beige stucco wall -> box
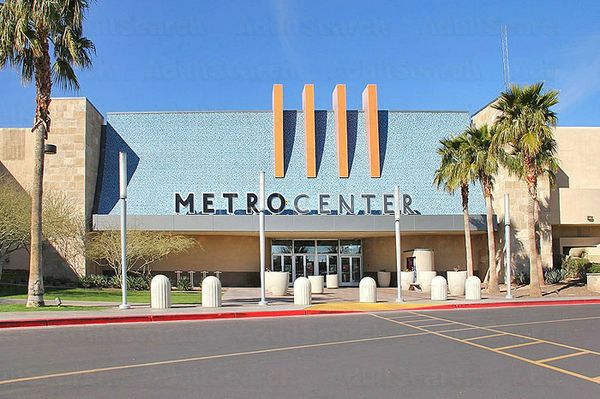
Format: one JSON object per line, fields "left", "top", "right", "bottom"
{"left": 151, "top": 235, "right": 261, "bottom": 272}
{"left": 0, "top": 98, "right": 104, "bottom": 278}
{"left": 363, "top": 234, "right": 489, "bottom": 277}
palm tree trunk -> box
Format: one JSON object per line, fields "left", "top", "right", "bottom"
{"left": 461, "top": 184, "right": 474, "bottom": 277}
{"left": 26, "top": 34, "right": 52, "bottom": 308}
{"left": 484, "top": 180, "right": 499, "bottom": 294}
{"left": 534, "top": 200, "right": 545, "bottom": 285}
{"left": 525, "top": 160, "right": 542, "bottom": 297}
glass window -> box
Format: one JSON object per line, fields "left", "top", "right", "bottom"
{"left": 340, "top": 239, "right": 361, "bottom": 255}
{"left": 271, "top": 255, "right": 282, "bottom": 272}
{"left": 294, "top": 240, "right": 315, "bottom": 254}
{"left": 272, "top": 240, "right": 292, "bottom": 254}
{"left": 317, "top": 240, "right": 338, "bottom": 254}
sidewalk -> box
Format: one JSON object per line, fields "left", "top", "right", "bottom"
{"left": 1, "top": 287, "right": 600, "bottom": 329}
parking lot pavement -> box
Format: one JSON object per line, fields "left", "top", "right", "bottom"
{"left": 0, "top": 305, "right": 599, "bottom": 398}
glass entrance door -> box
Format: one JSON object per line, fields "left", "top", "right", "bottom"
{"left": 293, "top": 255, "right": 315, "bottom": 281}
{"left": 340, "top": 256, "right": 361, "bottom": 285}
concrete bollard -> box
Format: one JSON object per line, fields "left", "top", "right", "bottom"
{"left": 359, "top": 277, "right": 377, "bottom": 303}
{"left": 430, "top": 276, "right": 448, "bottom": 301}
{"left": 202, "top": 276, "right": 222, "bottom": 308}
{"left": 308, "top": 275, "right": 324, "bottom": 294}
{"left": 150, "top": 275, "right": 171, "bottom": 309}
{"left": 294, "top": 277, "right": 312, "bottom": 305}
{"left": 465, "top": 276, "right": 482, "bottom": 300}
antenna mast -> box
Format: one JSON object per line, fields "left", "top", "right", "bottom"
{"left": 501, "top": 24, "right": 510, "bottom": 88}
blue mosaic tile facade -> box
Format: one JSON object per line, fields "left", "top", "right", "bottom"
{"left": 95, "top": 110, "right": 485, "bottom": 215}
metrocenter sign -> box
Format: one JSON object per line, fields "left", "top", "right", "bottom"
{"left": 175, "top": 192, "right": 417, "bottom": 215}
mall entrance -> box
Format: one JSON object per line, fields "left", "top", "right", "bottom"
{"left": 271, "top": 239, "right": 362, "bottom": 286}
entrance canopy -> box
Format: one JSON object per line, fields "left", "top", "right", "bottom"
{"left": 92, "top": 214, "right": 492, "bottom": 233}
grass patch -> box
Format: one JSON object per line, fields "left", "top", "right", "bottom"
{"left": 0, "top": 304, "right": 108, "bottom": 312}
{"left": 0, "top": 285, "right": 201, "bottom": 304}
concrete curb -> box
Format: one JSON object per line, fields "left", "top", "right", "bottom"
{"left": 1, "top": 298, "right": 599, "bottom": 330}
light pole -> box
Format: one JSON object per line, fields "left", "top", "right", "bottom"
{"left": 394, "top": 185, "right": 403, "bottom": 303}
{"left": 504, "top": 193, "right": 512, "bottom": 299}
{"left": 258, "top": 171, "right": 268, "bottom": 306}
{"left": 119, "top": 151, "right": 130, "bottom": 310}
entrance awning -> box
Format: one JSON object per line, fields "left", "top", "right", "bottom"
{"left": 92, "top": 214, "right": 494, "bottom": 233}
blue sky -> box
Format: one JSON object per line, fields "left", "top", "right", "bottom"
{"left": 1, "top": 0, "right": 599, "bottom": 127}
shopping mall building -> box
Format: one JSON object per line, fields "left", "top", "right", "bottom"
{"left": 1, "top": 84, "right": 599, "bottom": 286}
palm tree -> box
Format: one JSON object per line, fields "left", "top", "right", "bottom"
{"left": 0, "top": 0, "right": 95, "bottom": 306}
{"left": 464, "top": 124, "right": 503, "bottom": 294}
{"left": 434, "top": 133, "right": 477, "bottom": 277}
{"left": 493, "top": 82, "right": 559, "bottom": 297}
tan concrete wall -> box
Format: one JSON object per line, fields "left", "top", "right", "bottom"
{"left": 0, "top": 98, "right": 104, "bottom": 278}
{"left": 151, "top": 235, "right": 261, "bottom": 272}
{"left": 363, "top": 234, "right": 489, "bottom": 277}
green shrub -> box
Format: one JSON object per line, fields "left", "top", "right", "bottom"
{"left": 127, "top": 276, "right": 150, "bottom": 291}
{"left": 109, "top": 275, "right": 121, "bottom": 288}
{"left": 544, "top": 268, "right": 566, "bottom": 284}
{"left": 587, "top": 263, "right": 600, "bottom": 274}
{"left": 561, "top": 256, "right": 590, "bottom": 280}
{"left": 515, "top": 270, "right": 530, "bottom": 286}
{"left": 79, "top": 275, "right": 95, "bottom": 288}
{"left": 176, "top": 276, "right": 192, "bottom": 291}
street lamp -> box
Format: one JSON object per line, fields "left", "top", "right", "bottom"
{"left": 258, "top": 171, "right": 268, "bottom": 306}
{"left": 394, "top": 185, "right": 403, "bottom": 303}
{"left": 119, "top": 151, "right": 130, "bottom": 310}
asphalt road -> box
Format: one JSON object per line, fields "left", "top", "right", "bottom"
{"left": 1, "top": 305, "right": 599, "bottom": 399}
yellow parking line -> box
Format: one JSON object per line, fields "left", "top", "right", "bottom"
{"left": 416, "top": 322, "right": 457, "bottom": 328}
{"left": 371, "top": 313, "right": 600, "bottom": 385}
{"left": 403, "top": 311, "right": 600, "bottom": 357}
{"left": 463, "top": 333, "right": 506, "bottom": 341}
{"left": 436, "top": 326, "right": 479, "bottom": 333}
{"left": 495, "top": 341, "right": 542, "bottom": 351}
{"left": 485, "top": 316, "right": 600, "bottom": 329}
{"left": 538, "top": 351, "right": 590, "bottom": 363}
{"left": 0, "top": 331, "right": 430, "bottom": 386}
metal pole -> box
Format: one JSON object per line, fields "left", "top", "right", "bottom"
{"left": 118, "top": 152, "right": 130, "bottom": 310}
{"left": 394, "top": 185, "right": 403, "bottom": 303}
{"left": 258, "top": 171, "right": 267, "bottom": 306}
{"left": 504, "top": 193, "right": 512, "bottom": 299}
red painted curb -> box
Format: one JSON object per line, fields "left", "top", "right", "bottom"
{"left": 1, "top": 299, "right": 598, "bottom": 330}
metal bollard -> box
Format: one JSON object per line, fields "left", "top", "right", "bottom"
{"left": 293, "top": 277, "right": 312, "bottom": 305}
{"left": 430, "top": 276, "right": 448, "bottom": 301}
{"left": 465, "top": 276, "right": 482, "bottom": 300}
{"left": 359, "top": 277, "right": 377, "bottom": 303}
{"left": 150, "top": 275, "right": 171, "bottom": 309}
{"left": 202, "top": 276, "right": 222, "bottom": 308}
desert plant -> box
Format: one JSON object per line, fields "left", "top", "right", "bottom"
{"left": 515, "top": 269, "right": 530, "bottom": 286}
{"left": 176, "top": 276, "right": 192, "bottom": 291}
{"left": 434, "top": 133, "right": 476, "bottom": 276}
{"left": 0, "top": 0, "right": 96, "bottom": 306}
{"left": 561, "top": 256, "right": 590, "bottom": 280}
{"left": 493, "top": 82, "right": 559, "bottom": 297}
{"left": 544, "top": 268, "right": 566, "bottom": 284}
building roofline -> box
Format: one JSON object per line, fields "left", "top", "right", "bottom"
{"left": 470, "top": 96, "right": 499, "bottom": 119}
{"left": 106, "top": 109, "right": 470, "bottom": 116}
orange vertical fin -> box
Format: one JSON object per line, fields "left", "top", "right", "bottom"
{"left": 362, "top": 84, "right": 380, "bottom": 178}
{"left": 303, "top": 84, "right": 316, "bottom": 178}
{"left": 273, "top": 84, "right": 284, "bottom": 178}
{"left": 333, "top": 84, "right": 348, "bottom": 178}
